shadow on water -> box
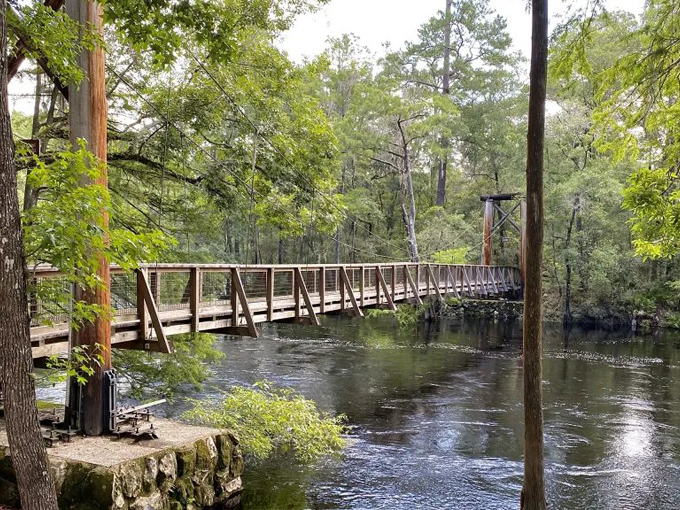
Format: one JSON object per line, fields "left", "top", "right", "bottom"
{"left": 175, "top": 316, "right": 680, "bottom": 510}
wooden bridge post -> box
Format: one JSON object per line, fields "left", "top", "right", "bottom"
{"left": 339, "top": 268, "right": 364, "bottom": 317}
{"left": 136, "top": 268, "right": 149, "bottom": 341}
{"left": 391, "top": 264, "right": 397, "bottom": 302}
{"left": 376, "top": 266, "right": 397, "bottom": 310}
{"left": 319, "top": 267, "right": 325, "bottom": 314}
{"left": 415, "top": 265, "right": 421, "bottom": 297}
{"left": 294, "top": 268, "right": 320, "bottom": 326}
{"left": 293, "top": 270, "right": 300, "bottom": 320}
{"left": 340, "top": 268, "right": 346, "bottom": 311}
{"left": 403, "top": 266, "right": 409, "bottom": 299}
{"left": 266, "top": 268, "right": 274, "bottom": 322}
{"left": 359, "top": 266, "right": 365, "bottom": 307}
{"left": 231, "top": 268, "right": 240, "bottom": 327}
{"left": 375, "top": 267, "right": 381, "bottom": 306}
{"left": 426, "top": 265, "right": 442, "bottom": 299}
{"left": 482, "top": 198, "right": 493, "bottom": 266}
{"left": 445, "top": 265, "right": 451, "bottom": 296}
{"left": 520, "top": 199, "right": 527, "bottom": 285}
{"left": 190, "top": 267, "right": 200, "bottom": 332}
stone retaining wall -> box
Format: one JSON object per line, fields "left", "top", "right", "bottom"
{"left": 0, "top": 420, "right": 242, "bottom": 510}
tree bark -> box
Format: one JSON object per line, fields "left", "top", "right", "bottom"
{"left": 435, "top": 0, "right": 453, "bottom": 207}
{"left": 564, "top": 203, "right": 577, "bottom": 325}
{"left": 397, "top": 118, "right": 420, "bottom": 262}
{"left": 0, "top": 2, "right": 59, "bottom": 508}
{"left": 66, "top": 0, "right": 111, "bottom": 436}
{"left": 521, "top": 0, "right": 548, "bottom": 509}
{"left": 23, "top": 71, "right": 42, "bottom": 211}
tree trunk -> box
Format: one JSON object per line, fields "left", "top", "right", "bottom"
{"left": 66, "top": 0, "right": 111, "bottom": 436}
{"left": 521, "top": 0, "right": 548, "bottom": 509}
{"left": 564, "top": 204, "right": 577, "bottom": 325}
{"left": 397, "top": 118, "right": 420, "bottom": 262}
{"left": 23, "top": 71, "right": 41, "bottom": 211}
{"left": 435, "top": 0, "right": 453, "bottom": 207}
{"left": 0, "top": 2, "right": 59, "bottom": 507}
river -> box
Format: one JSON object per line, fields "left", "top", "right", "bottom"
{"left": 164, "top": 315, "right": 680, "bottom": 509}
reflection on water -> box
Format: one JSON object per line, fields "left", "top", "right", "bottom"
{"left": 174, "top": 316, "right": 680, "bottom": 509}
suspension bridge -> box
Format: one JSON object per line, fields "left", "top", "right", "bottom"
{"left": 29, "top": 262, "right": 520, "bottom": 359}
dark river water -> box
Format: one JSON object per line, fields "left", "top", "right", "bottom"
{"left": 166, "top": 316, "right": 680, "bottom": 510}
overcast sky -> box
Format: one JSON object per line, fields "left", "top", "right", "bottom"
{"left": 11, "top": 0, "right": 645, "bottom": 114}
{"left": 278, "top": 0, "right": 645, "bottom": 63}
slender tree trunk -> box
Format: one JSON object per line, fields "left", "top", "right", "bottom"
{"left": 564, "top": 204, "right": 577, "bottom": 325}
{"left": 521, "top": 0, "right": 548, "bottom": 509}
{"left": 0, "top": 3, "right": 59, "bottom": 507}
{"left": 397, "top": 118, "right": 420, "bottom": 262}
{"left": 436, "top": 0, "right": 452, "bottom": 207}
{"left": 23, "top": 71, "right": 42, "bottom": 211}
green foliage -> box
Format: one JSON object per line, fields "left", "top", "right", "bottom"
{"left": 9, "top": 3, "right": 102, "bottom": 84}
{"left": 432, "top": 247, "right": 470, "bottom": 265}
{"left": 185, "top": 381, "right": 346, "bottom": 462}
{"left": 43, "top": 344, "right": 107, "bottom": 386}
{"left": 366, "top": 304, "right": 428, "bottom": 327}
{"left": 19, "top": 142, "right": 173, "bottom": 327}
{"left": 112, "top": 333, "right": 223, "bottom": 401}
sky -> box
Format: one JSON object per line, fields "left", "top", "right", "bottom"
{"left": 11, "top": 0, "right": 645, "bottom": 115}
{"left": 277, "top": 0, "right": 645, "bottom": 64}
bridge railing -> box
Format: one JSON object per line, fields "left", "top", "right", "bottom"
{"left": 27, "top": 263, "right": 520, "bottom": 358}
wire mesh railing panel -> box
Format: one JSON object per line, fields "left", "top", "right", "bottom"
{"left": 274, "top": 270, "right": 294, "bottom": 298}
{"left": 365, "top": 268, "right": 376, "bottom": 289}
{"left": 242, "top": 270, "right": 267, "bottom": 299}
{"left": 111, "top": 273, "right": 137, "bottom": 315}
{"left": 29, "top": 276, "right": 71, "bottom": 327}
{"left": 396, "top": 268, "right": 405, "bottom": 284}
{"left": 301, "top": 269, "right": 318, "bottom": 294}
{"left": 325, "top": 269, "right": 338, "bottom": 293}
{"left": 349, "top": 268, "right": 361, "bottom": 290}
{"left": 156, "top": 271, "right": 191, "bottom": 311}
{"left": 383, "top": 267, "right": 392, "bottom": 290}
{"left": 201, "top": 271, "right": 231, "bottom": 307}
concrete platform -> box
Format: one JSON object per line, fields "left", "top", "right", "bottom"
{"left": 0, "top": 417, "right": 243, "bottom": 509}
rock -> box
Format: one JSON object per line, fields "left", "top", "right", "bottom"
{"left": 50, "top": 458, "right": 69, "bottom": 495}
{"left": 230, "top": 449, "right": 244, "bottom": 478}
{"left": 215, "top": 472, "right": 242, "bottom": 499}
{"left": 142, "top": 456, "right": 158, "bottom": 494}
{"left": 157, "top": 452, "right": 177, "bottom": 491}
{"left": 193, "top": 482, "right": 215, "bottom": 507}
{"left": 85, "top": 466, "right": 116, "bottom": 508}
{"left": 175, "top": 445, "right": 196, "bottom": 477}
{"left": 215, "top": 434, "right": 233, "bottom": 471}
{"left": 129, "top": 490, "right": 167, "bottom": 510}
{"left": 119, "top": 459, "right": 144, "bottom": 499}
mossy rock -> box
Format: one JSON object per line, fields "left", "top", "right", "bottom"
{"left": 230, "top": 449, "right": 244, "bottom": 478}
{"left": 168, "top": 476, "right": 193, "bottom": 506}
{"left": 194, "top": 438, "right": 217, "bottom": 472}
{"left": 215, "top": 434, "right": 233, "bottom": 472}
{"left": 175, "top": 445, "right": 196, "bottom": 478}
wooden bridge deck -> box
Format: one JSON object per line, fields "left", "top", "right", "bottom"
{"left": 29, "top": 263, "right": 520, "bottom": 358}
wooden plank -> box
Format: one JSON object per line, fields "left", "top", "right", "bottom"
{"left": 405, "top": 266, "right": 422, "bottom": 305}
{"left": 403, "top": 266, "right": 409, "bottom": 299}
{"left": 190, "top": 268, "right": 200, "bottom": 332}
{"left": 137, "top": 269, "right": 172, "bottom": 353}
{"left": 376, "top": 266, "right": 397, "bottom": 310}
{"left": 295, "top": 268, "right": 320, "bottom": 326}
{"left": 266, "top": 268, "right": 274, "bottom": 321}
{"left": 232, "top": 268, "right": 259, "bottom": 337}
{"left": 426, "top": 265, "right": 442, "bottom": 299}
{"left": 339, "top": 267, "right": 364, "bottom": 317}
{"left": 445, "top": 265, "right": 450, "bottom": 297}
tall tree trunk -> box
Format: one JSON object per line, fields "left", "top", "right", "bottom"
{"left": 521, "top": 0, "right": 548, "bottom": 509}
{"left": 66, "top": 0, "right": 111, "bottom": 436}
{"left": 23, "top": 71, "right": 42, "bottom": 211}
{"left": 0, "top": 2, "right": 59, "bottom": 508}
{"left": 435, "top": 0, "right": 453, "bottom": 207}
{"left": 397, "top": 118, "right": 420, "bottom": 262}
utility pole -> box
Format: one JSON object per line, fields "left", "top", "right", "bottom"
{"left": 66, "top": 0, "right": 111, "bottom": 436}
